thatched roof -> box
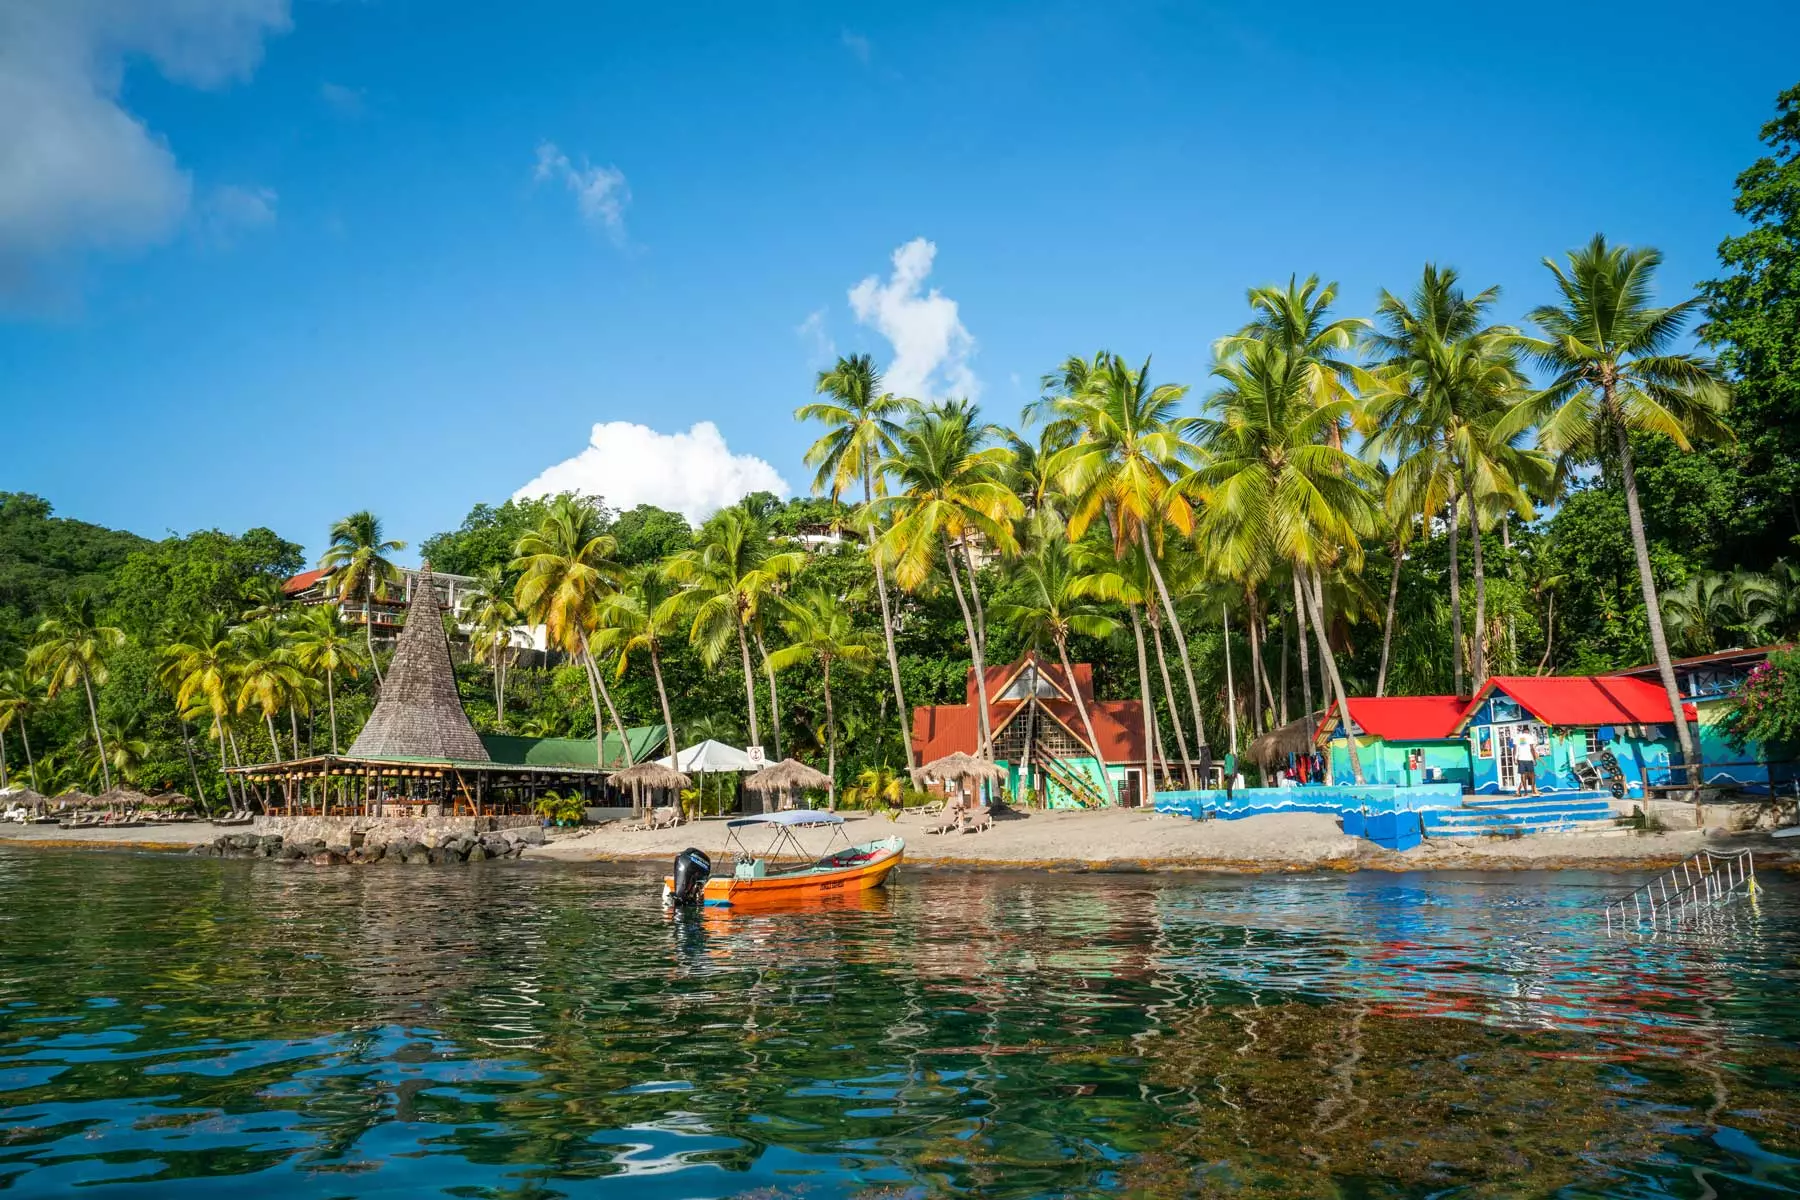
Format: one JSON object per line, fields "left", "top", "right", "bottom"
{"left": 347, "top": 566, "right": 491, "bottom": 762}
{"left": 55, "top": 790, "right": 96, "bottom": 806}
{"left": 2, "top": 787, "right": 46, "bottom": 809}
{"left": 610, "top": 761, "right": 691, "bottom": 790}
{"left": 151, "top": 791, "right": 195, "bottom": 808}
{"left": 1247, "top": 711, "right": 1325, "bottom": 770}
{"left": 745, "top": 758, "right": 831, "bottom": 793}
{"left": 913, "top": 751, "right": 1007, "bottom": 784}
{"left": 99, "top": 787, "right": 152, "bottom": 807}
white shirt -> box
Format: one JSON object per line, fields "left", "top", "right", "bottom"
{"left": 1514, "top": 732, "right": 1537, "bottom": 762}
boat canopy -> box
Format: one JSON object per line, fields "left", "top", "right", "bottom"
{"left": 726, "top": 810, "right": 844, "bottom": 829}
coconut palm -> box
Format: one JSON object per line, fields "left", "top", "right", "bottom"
{"left": 161, "top": 613, "right": 241, "bottom": 808}
{"left": 660, "top": 506, "right": 804, "bottom": 755}
{"left": 512, "top": 495, "right": 635, "bottom": 767}
{"left": 799, "top": 355, "right": 917, "bottom": 765}
{"left": 1195, "top": 338, "right": 1380, "bottom": 782}
{"left": 1035, "top": 353, "right": 1214, "bottom": 773}
{"left": 318, "top": 511, "right": 405, "bottom": 687}
{"left": 873, "top": 403, "right": 1022, "bottom": 758}
{"left": 1215, "top": 275, "right": 1369, "bottom": 442}
{"left": 466, "top": 564, "right": 520, "bottom": 732}
{"left": 1361, "top": 266, "right": 1551, "bottom": 693}
{"left": 95, "top": 718, "right": 149, "bottom": 789}
{"left": 992, "top": 536, "right": 1122, "bottom": 802}
{"left": 768, "top": 587, "right": 875, "bottom": 809}
{"left": 843, "top": 764, "right": 907, "bottom": 812}
{"left": 26, "top": 597, "right": 126, "bottom": 792}
{"left": 1073, "top": 537, "right": 1182, "bottom": 789}
{"left": 288, "top": 606, "right": 363, "bottom": 754}
{"left": 595, "top": 564, "right": 683, "bottom": 766}
{"left": 1660, "top": 569, "right": 1778, "bottom": 655}
{"left": 1512, "top": 235, "right": 1733, "bottom": 785}
{"left": 0, "top": 666, "right": 42, "bottom": 792}
{"left": 233, "top": 618, "right": 305, "bottom": 760}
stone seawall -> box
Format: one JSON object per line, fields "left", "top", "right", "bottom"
{"left": 190, "top": 815, "right": 546, "bottom": 865}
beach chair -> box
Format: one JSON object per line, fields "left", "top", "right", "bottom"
{"left": 650, "top": 805, "right": 682, "bottom": 830}
{"left": 925, "top": 803, "right": 962, "bottom": 835}
{"left": 963, "top": 805, "right": 994, "bottom": 834}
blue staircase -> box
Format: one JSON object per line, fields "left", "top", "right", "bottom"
{"left": 1421, "top": 791, "right": 1626, "bottom": 839}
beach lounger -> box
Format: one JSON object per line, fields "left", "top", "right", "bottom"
{"left": 650, "top": 806, "right": 681, "bottom": 830}
{"left": 962, "top": 806, "right": 993, "bottom": 833}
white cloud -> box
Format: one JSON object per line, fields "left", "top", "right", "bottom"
{"left": 203, "top": 183, "right": 277, "bottom": 240}
{"left": 533, "top": 140, "right": 631, "bottom": 243}
{"left": 848, "top": 237, "right": 978, "bottom": 402}
{"left": 0, "top": 1, "right": 291, "bottom": 281}
{"left": 514, "top": 421, "right": 789, "bottom": 523}
{"left": 796, "top": 308, "right": 836, "bottom": 367}
{"left": 319, "top": 81, "right": 363, "bottom": 116}
{"left": 840, "top": 29, "right": 872, "bottom": 65}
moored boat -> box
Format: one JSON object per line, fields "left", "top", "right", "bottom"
{"left": 662, "top": 810, "right": 903, "bottom": 908}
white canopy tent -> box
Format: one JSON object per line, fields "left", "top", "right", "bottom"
{"left": 666, "top": 739, "right": 759, "bottom": 773}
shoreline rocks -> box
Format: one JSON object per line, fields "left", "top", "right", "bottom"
{"left": 189, "top": 825, "right": 543, "bottom": 865}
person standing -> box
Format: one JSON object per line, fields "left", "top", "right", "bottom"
{"left": 1514, "top": 728, "right": 1540, "bottom": 795}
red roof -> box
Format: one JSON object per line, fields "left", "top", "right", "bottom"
{"left": 913, "top": 654, "right": 1144, "bottom": 764}
{"left": 1458, "top": 675, "right": 1696, "bottom": 729}
{"left": 283, "top": 568, "right": 327, "bottom": 595}
{"left": 1315, "top": 696, "right": 1467, "bottom": 742}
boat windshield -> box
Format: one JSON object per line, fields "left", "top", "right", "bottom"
{"left": 722, "top": 811, "right": 852, "bottom": 868}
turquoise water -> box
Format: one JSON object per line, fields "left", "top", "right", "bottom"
{"left": 1, "top": 848, "right": 1797, "bottom": 1198}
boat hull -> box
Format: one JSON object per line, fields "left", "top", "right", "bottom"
{"left": 666, "top": 838, "right": 903, "bottom": 908}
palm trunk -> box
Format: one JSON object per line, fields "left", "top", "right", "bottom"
{"left": 1304, "top": 565, "right": 1364, "bottom": 784}
{"left": 963, "top": 540, "right": 988, "bottom": 660}
{"left": 943, "top": 542, "right": 994, "bottom": 757}
{"left": 1150, "top": 616, "right": 1196, "bottom": 787}
{"left": 365, "top": 576, "right": 385, "bottom": 688}
{"left": 326, "top": 667, "right": 339, "bottom": 754}
{"left": 823, "top": 656, "right": 837, "bottom": 811}
{"left": 215, "top": 719, "right": 237, "bottom": 808}
{"left": 1460, "top": 461, "right": 1489, "bottom": 690}
{"left": 1447, "top": 488, "right": 1466, "bottom": 697}
{"left": 649, "top": 639, "right": 679, "bottom": 767}
{"left": 1376, "top": 539, "right": 1402, "bottom": 697}
{"left": 1221, "top": 604, "right": 1239, "bottom": 756}
{"left": 21, "top": 722, "right": 39, "bottom": 793}
{"left": 734, "top": 614, "right": 763, "bottom": 750}
{"left": 1279, "top": 607, "right": 1291, "bottom": 726}
{"left": 755, "top": 629, "right": 783, "bottom": 761}
{"left": 1130, "top": 608, "right": 1157, "bottom": 807}
{"left": 81, "top": 670, "right": 111, "bottom": 792}
{"left": 1057, "top": 636, "right": 1115, "bottom": 804}
{"left": 289, "top": 707, "right": 302, "bottom": 761}
{"left": 178, "top": 717, "right": 204, "bottom": 808}
{"left": 1142, "top": 546, "right": 1210, "bottom": 766}
{"left": 1615, "top": 422, "right": 1700, "bottom": 791}
{"left": 864, "top": 467, "right": 915, "bottom": 769}
{"left": 1249, "top": 591, "right": 1276, "bottom": 729}
{"left": 1537, "top": 594, "right": 1557, "bottom": 674}
{"left": 1292, "top": 572, "right": 1314, "bottom": 717}
{"left": 0, "top": 731, "right": 7, "bottom": 791}
{"left": 577, "top": 630, "right": 634, "bottom": 768}
{"left": 266, "top": 714, "right": 280, "bottom": 763}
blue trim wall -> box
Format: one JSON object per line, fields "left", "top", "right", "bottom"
{"left": 1155, "top": 784, "right": 1464, "bottom": 850}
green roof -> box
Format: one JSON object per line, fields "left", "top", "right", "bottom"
{"left": 480, "top": 726, "right": 667, "bottom": 770}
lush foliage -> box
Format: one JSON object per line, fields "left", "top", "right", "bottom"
{"left": 1726, "top": 649, "right": 1800, "bottom": 751}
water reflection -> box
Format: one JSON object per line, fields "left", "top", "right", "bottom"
{"left": 0, "top": 850, "right": 1796, "bottom": 1197}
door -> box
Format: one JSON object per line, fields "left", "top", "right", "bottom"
{"left": 1121, "top": 769, "right": 1142, "bottom": 808}
{"left": 1495, "top": 724, "right": 1520, "bottom": 792}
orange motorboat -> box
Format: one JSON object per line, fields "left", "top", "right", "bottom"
{"left": 662, "top": 811, "right": 904, "bottom": 909}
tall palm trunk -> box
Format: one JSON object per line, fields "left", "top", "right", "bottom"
{"left": 863, "top": 466, "right": 914, "bottom": 769}
{"left": 734, "top": 613, "right": 763, "bottom": 750}
{"left": 1057, "top": 635, "right": 1116, "bottom": 805}
{"left": 822, "top": 656, "right": 838, "bottom": 811}
{"left": 1460, "top": 461, "right": 1490, "bottom": 689}
{"left": 0, "top": 730, "right": 8, "bottom": 790}
{"left": 1279, "top": 608, "right": 1291, "bottom": 725}
{"left": 649, "top": 640, "right": 679, "bottom": 767}
{"left": 1537, "top": 594, "right": 1557, "bottom": 674}
{"left": 577, "top": 630, "right": 635, "bottom": 769}
{"left": 289, "top": 707, "right": 302, "bottom": 761}
{"left": 1376, "top": 538, "right": 1402, "bottom": 697}
{"left": 1221, "top": 605, "right": 1239, "bottom": 755}
{"left": 1304, "top": 566, "right": 1364, "bottom": 784}
{"left": 1149, "top": 616, "right": 1196, "bottom": 787}
{"left": 214, "top": 718, "right": 237, "bottom": 808}
{"left": 21, "top": 721, "right": 39, "bottom": 792}
{"left": 1142, "top": 546, "right": 1210, "bottom": 767}
{"left": 1129, "top": 608, "right": 1157, "bottom": 806}
{"left": 963, "top": 541, "right": 988, "bottom": 659}
{"left": 1292, "top": 573, "right": 1314, "bottom": 717}
{"left": 81, "top": 671, "right": 111, "bottom": 792}
{"left": 265, "top": 714, "right": 281, "bottom": 763}
{"left": 326, "top": 667, "right": 339, "bottom": 754}
{"left": 942, "top": 543, "right": 994, "bottom": 757}
{"left": 365, "top": 575, "right": 385, "bottom": 688}
{"left": 176, "top": 716, "right": 204, "bottom": 807}
{"left": 755, "top": 629, "right": 783, "bottom": 761}
{"left": 1249, "top": 590, "right": 1276, "bottom": 731}
{"left": 1615, "top": 422, "right": 1700, "bottom": 790}
{"left": 1446, "top": 488, "right": 1466, "bottom": 697}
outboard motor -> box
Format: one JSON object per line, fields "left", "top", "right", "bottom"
{"left": 669, "top": 847, "right": 711, "bottom": 906}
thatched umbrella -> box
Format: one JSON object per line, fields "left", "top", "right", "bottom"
{"left": 99, "top": 787, "right": 152, "bottom": 812}
{"left": 4, "top": 787, "right": 47, "bottom": 813}
{"left": 151, "top": 790, "right": 196, "bottom": 814}
{"left": 913, "top": 752, "right": 1007, "bottom": 806}
{"left": 611, "top": 760, "right": 692, "bottom": 818}
{"left": 55, "top": 790, "right": 96, "bottom": 811}
{"left": 744, "top": 758, "right": 831, "bottom": 812}
{"left": 1247, "top": 711, "right": 1325, "bottom": 774}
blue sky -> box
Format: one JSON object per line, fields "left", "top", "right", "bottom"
{"left": 4, "top": 0, "right": 1797, "bottom": 565}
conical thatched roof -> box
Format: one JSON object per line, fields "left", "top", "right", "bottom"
{"left": 611, "top": 761, "right": 691, "bottom": 790}
{"left": 99, "top": 787, "right": 152, "bottom": 808}
{"left": 2, "top": 787, "right": 46, "bottom": 809}
{"left": 56, "top": 790, "right": 96, "bottom": 806}
{"left": 913, "top": 751, "right": 1006, "bottom": 784}
{"left": 745, "top": 758, "right": 831, "bottom": 793}
{"left": 348, "top": 566, "right": 490, "bottom": 762}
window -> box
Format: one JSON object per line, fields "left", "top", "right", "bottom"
{"left": 1584, "top": 730, "right": 1600, "bottom": 756}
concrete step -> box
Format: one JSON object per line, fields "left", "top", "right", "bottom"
{"left": 1425, "top": 817, "right": 1631, "bottom": 839}
{"left": 1462, "top": 792, "right": 1622, "bottom": 812}
{"left": 1429, "top": 804, "right": 1615, "bottom": 826}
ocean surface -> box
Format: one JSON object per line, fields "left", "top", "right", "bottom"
{"left": 0, "top": 847, "right": 1796, "bottom": 1198}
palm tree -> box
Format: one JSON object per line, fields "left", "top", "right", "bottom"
{"left": 0, "top": 667, "right": 42, "bottom": 792}
{"left": 1036, "top": 353, "right": 1213, "bottom": 772}
{"left": 1361, "top": 266, "right": 1550, "bottom": 693}
{"left": 991, "top": 537, "right": 1121, "bottom": 803}
{"left": 844, "top": 764, "right": 907, "bottom": 811}
{"left": 233, "top": 618, "right": 305, "bottom": 760}
{"left": 96, "top": 718, "right": 149, "bottom": 790}
{"left": 1075, "top": 538, "right": 1184, "bottom": 790}
{"left": 288, "top": 606, "right": 363, "bottom": 754}
{"left": 512, "top": 496, "right": 635, "bottom": 768}
{"left": 1196, "top": 337, "right": 1380, "bottom": 782}
{"left": 26, "top": 597, "right": 126, "bottom": 792}
{"left": 661, "top": 506, "right": 804, "bottom": 755}
{"left": 1512, "top": 235, "right": 1733, "bottom": 786}
{"left": 318, "top": 511, "right": 405, "bottom": 687}
{"left": 768, "top": 587, "right": 875, "bottom": 809}
{"left": 799, "top": 355, "right": 917, "bottom": 766}
{"left": 873, "top": 403, "right": 1022, "bottom": 758}
{"left": 161, "top": 613, "right": 241, "bottom": 809}
{"left": 595, "top": 564, "right": 683, "bottom": 765}
{"left": 466, "top": 564, "right": 520, "bottom": 732}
